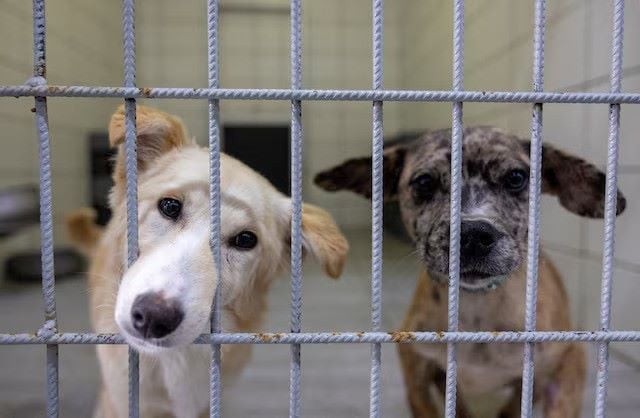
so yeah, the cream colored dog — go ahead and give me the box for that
[68,105,349,418]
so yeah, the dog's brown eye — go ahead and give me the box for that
[410,173,437,202]
[158,198,182,220]
[503,169,528,192]
[230,231,258,250]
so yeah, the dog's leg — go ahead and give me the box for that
[96,346,129,418]
[398,344,440,417]
[162,346,212,418]
[496,380,523,418]
[542,343,586,418]
[92,387,108,418]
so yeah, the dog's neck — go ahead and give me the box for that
[423,264,530,332]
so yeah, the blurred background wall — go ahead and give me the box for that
[1,0,639,362]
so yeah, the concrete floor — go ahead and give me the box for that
[1,231,639,417]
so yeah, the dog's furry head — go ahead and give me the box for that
[79,105,348,354]
[315,126,625,291]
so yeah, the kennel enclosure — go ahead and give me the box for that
[0,1,639,418]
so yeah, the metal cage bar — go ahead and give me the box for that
[0,1,635,417]
[206,0,223,417]
[595,1,625,416]
[3,330,640,345]
[121,0,140,416]
[520,1,546,417]
[444,0,464,416]
[289,0,303,416]
[5,85,640,103]
[369,0,384,416]
[31,1,59,417]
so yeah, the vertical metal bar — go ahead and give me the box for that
[122,0,139,416]
[32,2,59,416]
[369,0,384,416]
[444,1,464,417]
[595,1,624,416]
[207,0,222,417]
[520,1,546,417]
[289,0,303,416]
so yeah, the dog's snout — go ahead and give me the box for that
[460,220,501,258]
[131,292,184,339]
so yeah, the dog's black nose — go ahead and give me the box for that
[131,292,184,339]
[460,220,501,258]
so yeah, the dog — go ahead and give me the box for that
[67,105,349,418]
[314,126,626,418]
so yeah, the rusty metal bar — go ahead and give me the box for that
[2,330,640,345]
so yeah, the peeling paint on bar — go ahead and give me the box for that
[2,331,640,345]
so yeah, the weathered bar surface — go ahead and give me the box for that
[2,85,640,103]
[2,330,640,345]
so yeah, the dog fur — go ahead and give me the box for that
[67,105,349,418]
[314,126,626,417]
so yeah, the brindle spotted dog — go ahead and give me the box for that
[314,126,626,418]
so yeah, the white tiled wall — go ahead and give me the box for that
[136,0,408,228]
[0,0,122,271]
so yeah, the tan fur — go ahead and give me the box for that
[69,105,349,418]
[398,255,586,418]
[301,203,349,278]
[313,127,612,417]
[66,207,103,257]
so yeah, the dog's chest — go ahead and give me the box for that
[413,286,555,395]
[159,345,212,418]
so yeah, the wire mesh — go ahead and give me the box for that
[0,1,633,417]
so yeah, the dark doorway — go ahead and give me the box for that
[223,125,290,195]
[88,132,116,226]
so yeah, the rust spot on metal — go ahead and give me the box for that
[437,331,445,339]
[331,332,339,336]
[140,87,152,97]
[255,332,283,342]
[356,331,365,339]
[47,86,61,94]
[389,331,416,343]
[491,331,502,337]
[30,107,36,113]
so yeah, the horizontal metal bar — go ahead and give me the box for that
[3,85,640,104]
[2,331,640,345]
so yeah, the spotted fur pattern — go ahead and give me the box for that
[314,125,625,417]
[315,126,625,287]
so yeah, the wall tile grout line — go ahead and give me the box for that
[595,1,625,416]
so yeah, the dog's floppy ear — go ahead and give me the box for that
[521,140,626,218]
[108,105,194,184]
[299,203,349,279]
[314,144,406,201]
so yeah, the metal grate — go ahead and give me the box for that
[0,0,639,417]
